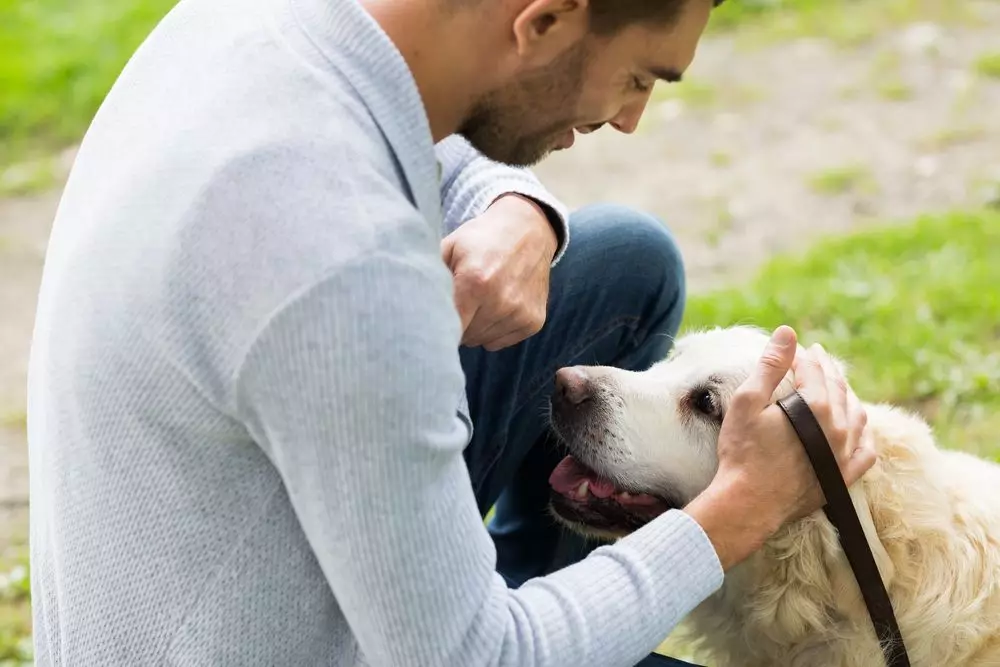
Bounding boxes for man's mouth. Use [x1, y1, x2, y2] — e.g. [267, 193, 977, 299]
[547, 455, 674, 535]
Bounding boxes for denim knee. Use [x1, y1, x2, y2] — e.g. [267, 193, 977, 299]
[568, 202, 687, 348]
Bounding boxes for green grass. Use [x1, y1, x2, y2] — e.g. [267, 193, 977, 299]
[0, 157, 60, 198]
[653, 79, 718, 108]
[700, 196, 736, 247]
[865, 48, 915, 102]
[876, 80, 914, 101]
[807, 164, 878, 196]
[709, 151, 733, 168]
[0, 553, 31, 666]
[680, 209, 1000, 459]
[0, 410, 27, 433]
[707, 0, 974, 46]
[918, 125, 988, 152]
[0, 0, 179, 168]
[974, 51, 1000, 79]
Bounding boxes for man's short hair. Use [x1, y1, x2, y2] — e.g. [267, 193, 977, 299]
[589, 0, 726, 35]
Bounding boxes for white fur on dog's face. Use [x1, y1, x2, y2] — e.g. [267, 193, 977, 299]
[548, 326, 805, 534]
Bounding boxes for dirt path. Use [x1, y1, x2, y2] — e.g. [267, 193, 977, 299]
[0, 189, 62, 550]
[2, 10, 999, 549]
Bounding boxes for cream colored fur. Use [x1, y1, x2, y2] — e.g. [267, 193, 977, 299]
[554, 325, 1000, 666]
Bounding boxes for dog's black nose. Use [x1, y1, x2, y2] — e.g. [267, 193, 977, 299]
[554, 367, 592, 406]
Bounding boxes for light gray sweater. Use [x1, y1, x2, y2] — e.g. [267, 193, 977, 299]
[26, 0, 724, 664]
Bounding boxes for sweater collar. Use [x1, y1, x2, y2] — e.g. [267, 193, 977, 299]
[288, 0, 443, 224]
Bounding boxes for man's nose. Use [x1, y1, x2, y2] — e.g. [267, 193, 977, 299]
[554, 366, 592, 405]
[609, 94, 651, 134]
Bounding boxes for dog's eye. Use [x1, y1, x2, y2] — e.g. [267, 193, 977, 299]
[692, 389, 715, 416]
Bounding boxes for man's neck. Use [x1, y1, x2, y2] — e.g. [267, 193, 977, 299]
[359, 0, 500, 143]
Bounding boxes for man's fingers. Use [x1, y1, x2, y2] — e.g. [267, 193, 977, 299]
[468, 296, 521, 344]
[454, 294, 478, 340]
[440, 234, 457, 267]
[461, 297, 519, 347]
[460, 285, 547, 350]
[815, 344, 848, 416]
[483, 330, 530, 352]
[473, 314, 534, 351]
[789, 342, 831, 429]
[451, 265, 491, 340]
[842, 436, 878, 486]
[792, 343, 827, 396]
[732, 325, 798, 414]
[848, 387, 868, 442]
[813, 344, 849, 452]
[842, 384, 868, 471]
[479, 304, 545, 346]
[480, 326, 530, 351]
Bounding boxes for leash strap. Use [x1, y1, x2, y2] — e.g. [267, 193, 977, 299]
[777, 390, 910, 667]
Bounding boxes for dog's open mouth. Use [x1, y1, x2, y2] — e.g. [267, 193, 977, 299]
[547, 455, 674, 534]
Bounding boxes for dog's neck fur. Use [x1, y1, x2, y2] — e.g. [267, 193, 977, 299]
[677, 403, 1000, 667]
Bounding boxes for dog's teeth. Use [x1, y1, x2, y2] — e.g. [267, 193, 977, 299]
[577, 481, 589, 499]
[619, 491, 631, 501]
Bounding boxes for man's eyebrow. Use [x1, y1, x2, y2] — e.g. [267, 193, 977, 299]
[649, 67, 683, 83]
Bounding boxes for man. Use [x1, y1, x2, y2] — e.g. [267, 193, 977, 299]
[27, 0, 875, 665]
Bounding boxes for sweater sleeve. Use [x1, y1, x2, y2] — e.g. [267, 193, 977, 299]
[436, 134, 570, 265]
[232, 218, 724, 667]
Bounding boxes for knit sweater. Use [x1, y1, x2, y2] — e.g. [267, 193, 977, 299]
[26, 0, 724, 664]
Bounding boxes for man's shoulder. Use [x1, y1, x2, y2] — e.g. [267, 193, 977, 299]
[195, 126, 425, 264]
[172, 128, 437, 325]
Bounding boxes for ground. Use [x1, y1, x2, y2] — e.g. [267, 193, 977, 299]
[1, 0, 999, 661]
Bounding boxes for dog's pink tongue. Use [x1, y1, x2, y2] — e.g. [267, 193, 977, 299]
[548, 456, 616, 498]
[549, 456, 590, 495]
[589, 479, 615, 498]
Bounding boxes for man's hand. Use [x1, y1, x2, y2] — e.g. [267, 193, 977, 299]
[441, 193, 559, 351]
[683, 325, 877, 570]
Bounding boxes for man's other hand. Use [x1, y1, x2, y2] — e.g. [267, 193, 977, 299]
[441, 193, 559, 351]
[683, 325, 877, 570]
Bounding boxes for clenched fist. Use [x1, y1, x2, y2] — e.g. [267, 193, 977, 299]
[441, 194, 559, 351]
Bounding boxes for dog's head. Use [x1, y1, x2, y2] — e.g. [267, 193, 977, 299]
[547, 325, 839, 540]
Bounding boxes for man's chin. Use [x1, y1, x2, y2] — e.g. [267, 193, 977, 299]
[458, 132, 557, 169]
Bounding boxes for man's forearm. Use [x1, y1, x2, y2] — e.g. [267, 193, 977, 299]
[682, 474, 782, 571]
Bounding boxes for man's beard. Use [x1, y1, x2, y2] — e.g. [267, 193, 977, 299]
[458, 43, 589, 167]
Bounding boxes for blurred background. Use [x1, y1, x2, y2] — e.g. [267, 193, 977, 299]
[1, 0, 999, 662]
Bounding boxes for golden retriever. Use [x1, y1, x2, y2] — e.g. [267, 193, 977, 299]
[546, 325, 1000, 667]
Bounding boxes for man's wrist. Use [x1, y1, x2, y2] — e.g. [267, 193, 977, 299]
[490, 193, 561, 261]
[682, 474, 782, 571]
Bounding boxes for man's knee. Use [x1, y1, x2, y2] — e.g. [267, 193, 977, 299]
[566, 202, 687, 340]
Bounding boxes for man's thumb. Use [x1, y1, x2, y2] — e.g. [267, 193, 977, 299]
[738, 325, 798, 411]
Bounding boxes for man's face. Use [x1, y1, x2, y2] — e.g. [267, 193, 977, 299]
[458, 1, 713, 167]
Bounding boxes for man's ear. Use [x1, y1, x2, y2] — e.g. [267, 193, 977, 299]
[511, 0, 590, 66]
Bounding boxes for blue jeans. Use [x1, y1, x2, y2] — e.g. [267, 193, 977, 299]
[460, 203, 701, 667]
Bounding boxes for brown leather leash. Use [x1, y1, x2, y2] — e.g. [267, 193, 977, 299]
[776, 390, 910, 667]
